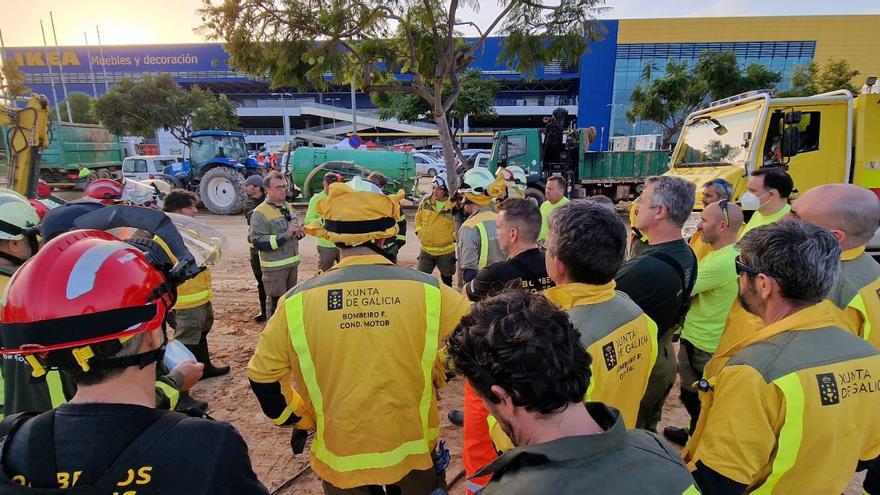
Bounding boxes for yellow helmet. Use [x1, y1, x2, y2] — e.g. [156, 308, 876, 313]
[304, 179, 405, 246]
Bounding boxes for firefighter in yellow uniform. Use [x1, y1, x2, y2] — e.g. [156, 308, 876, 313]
[790, 184, 880, 349]
[457, 168, 506, 285]
[415, 176, 457, 286]
[684, 220, 880, 495]
[247, 176, 471, 493]
[543, 200, 657, 427]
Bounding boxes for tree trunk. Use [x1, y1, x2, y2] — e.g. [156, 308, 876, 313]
[434, 111, 458, 195]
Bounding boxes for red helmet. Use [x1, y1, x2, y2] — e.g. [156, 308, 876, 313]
[0, 230, 176, 374]
[28, 199, 49, 220]
[37, 179, 52, 199]
[84, 179, 124, 205]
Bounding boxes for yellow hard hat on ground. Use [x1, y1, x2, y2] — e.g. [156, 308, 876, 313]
[305, 176, 405, 246]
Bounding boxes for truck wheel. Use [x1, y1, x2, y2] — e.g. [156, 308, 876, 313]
[427, 168, 437, 177]
[525, 187, 545, 204]
[97, 169, 112, 180]
[199, 167, 246, 215]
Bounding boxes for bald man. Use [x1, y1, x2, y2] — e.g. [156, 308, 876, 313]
[790, 184, 880, 348]
[664, 200, 744, 446]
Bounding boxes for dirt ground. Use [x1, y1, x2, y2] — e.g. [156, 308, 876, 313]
[137, 204, 862, 494]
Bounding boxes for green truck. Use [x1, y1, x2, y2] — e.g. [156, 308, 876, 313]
[38, 122, 125, 185]
[488, 108, 670, 202]
[283, 146, 419, 200]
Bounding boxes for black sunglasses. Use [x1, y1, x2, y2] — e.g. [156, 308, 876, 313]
[735, 255, 773, 278]
[719, 199, 730, 225]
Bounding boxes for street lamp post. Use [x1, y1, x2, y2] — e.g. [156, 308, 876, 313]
[329, 98, 341, 134]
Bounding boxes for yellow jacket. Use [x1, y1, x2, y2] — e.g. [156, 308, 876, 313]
[827, 246, 880, 349]
[247, 254, 471, 488]
[414, 196, 456, 256]
[545, 282, 658, 428]
[684, 301, 880, 494]
[173, 268, 212, 310]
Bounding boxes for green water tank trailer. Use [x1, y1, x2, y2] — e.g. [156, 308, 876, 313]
[287, 147, 418, 198]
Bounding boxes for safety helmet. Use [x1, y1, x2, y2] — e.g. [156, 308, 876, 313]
[431, 176, 448, 191]
[37, 179, 52, 199]
[347, 175, 383, 194]
[0, 229, 177, 376]
[506, 165, 528, 198]
[84, 179, 124, 205]
[0, 190, 41, 266]
[29, 199, 49, 220]
[459, 168, 506, 206]
[459, 168, 496, 195]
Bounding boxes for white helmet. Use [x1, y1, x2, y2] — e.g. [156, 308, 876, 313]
[459, 167, 496, 195]
[347, 175, 383, 194]
[507, 166, 527, 191]
[0, 190, 40, 242]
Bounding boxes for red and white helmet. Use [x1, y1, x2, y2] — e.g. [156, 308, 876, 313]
[28, 199, 49, 220]
[84, 179, 124, 205]
[0, 229, 177, 375]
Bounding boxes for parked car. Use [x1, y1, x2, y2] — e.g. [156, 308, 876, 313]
[411, 152, 445, 177]
[122, 155, 181, 181]
[465, 152, 491, 170]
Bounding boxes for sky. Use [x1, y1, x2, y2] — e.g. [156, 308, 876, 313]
[0, 0, 877, 47]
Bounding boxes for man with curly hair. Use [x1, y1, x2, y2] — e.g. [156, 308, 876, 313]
[447, 289, 696, 494]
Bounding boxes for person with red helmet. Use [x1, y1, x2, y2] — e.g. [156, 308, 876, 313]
[0, 229, 268, 494]
[83, 178, 124, 205]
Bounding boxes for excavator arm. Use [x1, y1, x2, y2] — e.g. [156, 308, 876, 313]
[1, 93, 50, 198]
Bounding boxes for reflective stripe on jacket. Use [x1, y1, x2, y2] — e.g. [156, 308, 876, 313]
[247, 254, 471, 488]
[174, 268, 212, 310]
[458, 207, 503, 271]
[827, 246, 880, 349]
[415, 197, 456, 256]
[684, 301, 880, 493]
[249, 200, 301, 271]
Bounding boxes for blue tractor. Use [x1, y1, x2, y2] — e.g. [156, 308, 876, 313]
[162, 130, 263, 214]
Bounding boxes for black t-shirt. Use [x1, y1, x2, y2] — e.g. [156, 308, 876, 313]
[615, 240, 697, 336]
[3, 403, 268, 494]
[467, 248, 555, 301]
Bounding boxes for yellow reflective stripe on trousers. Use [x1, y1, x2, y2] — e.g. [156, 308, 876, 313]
[269, 235, 279, 250]
[176, 289, 213, 305]
[848, 294, 872, 343]
[46, 370, 66, 408]
[260, 254, 301, 268]
[421, 244, 455, 256]
[753, 373, 805, 494]
[155, 380, 180, 410]
[475, 222, 489, 269]
[286, 283, 441, 472]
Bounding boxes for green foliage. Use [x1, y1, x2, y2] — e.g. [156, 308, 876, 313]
[779, 58, 860, 97]
[191, 90, 240, 131]
[0, 60, 31, 98]
[198, 0, 606, 192]
[51, 92, 99, 124]
[372, 70, 499, 122]
[94, 73, 238, 143]
[627, 51, 781, 147]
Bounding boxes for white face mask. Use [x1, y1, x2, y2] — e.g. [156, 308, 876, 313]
[740, 191, 769, 211]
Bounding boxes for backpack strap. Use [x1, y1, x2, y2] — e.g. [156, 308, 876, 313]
[646, 250, 697, 327]
[91, 412, 189, 493]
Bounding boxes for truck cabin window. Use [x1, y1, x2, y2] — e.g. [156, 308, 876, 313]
[763, 111, 821, 166]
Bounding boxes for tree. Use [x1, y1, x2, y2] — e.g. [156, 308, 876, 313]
[198, 0, 607, 192]
[779, 58, 860, 97]
[95, 73, 238, 143]
[627, 51, 781, 147]
[191, 89, 240, 131]
[1, 60, 31, 101]
[50, 92, 99, 124]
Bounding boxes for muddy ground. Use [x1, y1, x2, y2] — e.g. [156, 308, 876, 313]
[51, 182, 863, 493]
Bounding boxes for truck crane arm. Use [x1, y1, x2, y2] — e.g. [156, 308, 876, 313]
[1, 93, 50, 198]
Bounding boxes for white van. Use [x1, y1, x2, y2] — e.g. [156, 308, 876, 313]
[122, 155, 181, 181]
